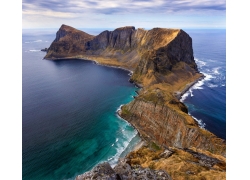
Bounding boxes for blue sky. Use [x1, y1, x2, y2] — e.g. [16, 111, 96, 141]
[22, 0, 226, 29]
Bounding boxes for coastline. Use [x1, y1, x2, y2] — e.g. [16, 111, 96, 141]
[43, 57, 146, 88]
[131, 139, 145, 151]
[86, 54, 214, 162]
[44, 56, 144, 168]
[174, 74, 205, 100]
[43, 56, 134, 74]
[43, 57, 226, 180]
[44, 56, 211, 166]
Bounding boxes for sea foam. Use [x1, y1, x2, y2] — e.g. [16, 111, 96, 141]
[190, 114, 206, 129]
[212, 67, 221, 75]
[194, 58, 206, 68]
[34, 40, 42, 42]
[108, 126, 138, 167]
[29, 50, 41, 52]
[116, 104, 123, 113]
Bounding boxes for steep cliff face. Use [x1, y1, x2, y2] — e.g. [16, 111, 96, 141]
[44, 25, 94, 59]
[120, 98, 225, 156]
[86, 26, 136, 51]
[44, 25, 197, 76]
[130, 29, 199, 87]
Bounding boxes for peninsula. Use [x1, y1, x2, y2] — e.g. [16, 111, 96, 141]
[44, 25, 226, 179]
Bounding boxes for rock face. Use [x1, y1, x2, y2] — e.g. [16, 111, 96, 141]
[41, 48, 48, 52]
[75, 160, 172, 180]
[75, 162, 119, 180]
[44, 24, 226, 179]
[45, 25, 197, 75]
[45, 24, 94, 59]
[75, 144, 226, 180]
[120, 98, 225, 156]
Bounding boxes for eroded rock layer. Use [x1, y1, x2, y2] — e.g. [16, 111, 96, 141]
[120, 98, 225, 156]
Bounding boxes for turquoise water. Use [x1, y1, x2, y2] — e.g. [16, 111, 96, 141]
[22, 30, 140, 180]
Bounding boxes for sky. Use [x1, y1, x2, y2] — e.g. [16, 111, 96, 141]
[22, 0, 226, 29]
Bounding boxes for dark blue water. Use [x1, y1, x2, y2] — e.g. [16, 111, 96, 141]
[22, 29, 140, 180]
[182, 29, 226, 140]
[22, 28, 226, 180]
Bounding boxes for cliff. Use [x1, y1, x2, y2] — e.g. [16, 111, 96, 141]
[45, 25, 94, 58]
[45, 25, 197, 74]
[44, 24, 226, 179]
[119, 97, 225, 155]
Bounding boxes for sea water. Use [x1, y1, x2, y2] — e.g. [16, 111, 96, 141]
[181, 29, 226, 139]
[22, 29, 140, 180]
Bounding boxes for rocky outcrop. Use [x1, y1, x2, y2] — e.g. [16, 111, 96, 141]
[41, 48, 48, 52]
[75, 143, 226, 180]
[45, 24, 94, 59]
[75, 162, 119, 180]
[126, 144, 226, 180]
[75, 160, 172, 180]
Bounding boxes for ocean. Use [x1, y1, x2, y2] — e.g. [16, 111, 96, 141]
[182, 29, 226, 140]
[22, 28, 226, 180]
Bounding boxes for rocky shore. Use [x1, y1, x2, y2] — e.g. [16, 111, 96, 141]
[174, 75, 205, 100]
[44, 24, 226, 180]
[75, 160, 172, 180]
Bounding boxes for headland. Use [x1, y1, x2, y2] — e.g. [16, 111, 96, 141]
[44, 24, 226, 179]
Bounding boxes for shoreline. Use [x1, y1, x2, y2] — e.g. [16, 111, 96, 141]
[43, 57, 134, 74]
[44, 57, 145, 88]
[44, 56, 215, 167]
[45, 56, 146, 155]
[180, 74, 205, 99]
[176, 74, 208, 129]
[132, 139, 146, 151]
[174, 73, 205, 100]
[44, 56, 144, 162]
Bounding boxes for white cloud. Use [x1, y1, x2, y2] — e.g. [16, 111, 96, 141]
[22, 0, 226, 28]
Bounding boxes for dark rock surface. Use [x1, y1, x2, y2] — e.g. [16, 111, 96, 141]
[75, 162, 119, 180]
[75, 159, 172, 180]
[41, 48, 48, 52]
[183, 148, 223, 168]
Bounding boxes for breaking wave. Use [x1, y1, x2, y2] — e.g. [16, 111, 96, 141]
[24, 40, 43, 43]
[190, 114, 206, 129]
[29, 50, 41, 52]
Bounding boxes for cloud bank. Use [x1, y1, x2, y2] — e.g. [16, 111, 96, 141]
[22, 0, 226, 28]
